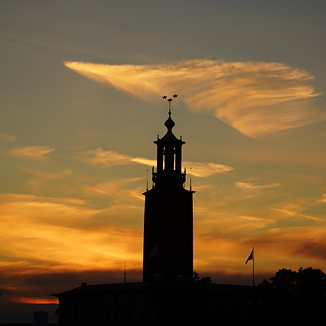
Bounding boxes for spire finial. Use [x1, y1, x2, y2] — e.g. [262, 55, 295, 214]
[146, 169, 149, 191]
[190, 167, 192, 191]
[162, 94, 178, 116]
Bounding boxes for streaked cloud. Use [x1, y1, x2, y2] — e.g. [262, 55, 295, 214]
[20, 167, 72, 179]
[194, 194, 326, 275]
[270, 205, 322, 221]
[131, 157, 156, 167]
[0, 193, 143, 272]
[184, 161, 233, 177]
[0, 187, 324, 302]
[319, 194, 326, 203]
[64, 59, 323, 138]
[78, 149, 132, 167]
[132, 157, 233, 177]
[245, 226, 326, 262]
[8, 145, 55, 160]
[0, 133, 16, 142]
[236, 181, 281, 191]
[83, 177, 145, 204]
[17, 298, 58, 304]
[17, 168, 73, 195]
[77, 148, 233, 177]
[1, 193, 88, 206]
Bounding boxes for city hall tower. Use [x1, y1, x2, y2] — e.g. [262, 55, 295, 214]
[143, 96, 194, 282]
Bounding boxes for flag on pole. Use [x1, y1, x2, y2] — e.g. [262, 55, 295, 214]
[245, 248, 254, 264]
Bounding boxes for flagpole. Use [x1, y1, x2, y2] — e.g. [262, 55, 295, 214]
[245, 247, 255, 286]
[252, 248, 256, 326]
[157, 245, 160, 276]
[252, 247, 255, 286]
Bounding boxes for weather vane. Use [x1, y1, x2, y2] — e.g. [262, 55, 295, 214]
[162, 94, 178, 114]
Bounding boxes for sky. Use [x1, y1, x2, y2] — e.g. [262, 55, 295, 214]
[1, 0, 326, 322]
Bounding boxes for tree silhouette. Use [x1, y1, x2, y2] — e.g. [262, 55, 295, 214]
[257, 267, 326, 325]
[270, 268, 297, 295]
[193, 270, 212, 284]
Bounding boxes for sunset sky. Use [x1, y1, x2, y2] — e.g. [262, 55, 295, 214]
[1, 0, 326, 322]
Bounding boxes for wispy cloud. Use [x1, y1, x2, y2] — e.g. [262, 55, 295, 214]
[8, 145, 55, 160]
[84, 177, 145, 204]
[17, 168, 73, 194]
[270, 204, 322, 221]
[193, 193, 326, 274]
[184, 161, 233, 177]
[64, 59, 323, 138]
[245, 226, 326, 262]
[131, 157, 156, 167]
[131, 157, 233, 177]
[78, 149, 132, 167]
[319, 194, 326, 203]
[77, 148, 233, 177]
[1, 193, 88, 206]
[20, 167, 72, 179]
[0, 193, 143, 272]
[0, 133, 16, 142]
[236, 181, 281, 191]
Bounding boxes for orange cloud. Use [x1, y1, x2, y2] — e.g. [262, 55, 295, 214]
[77, 148, 233, 177]
[8, 145, 55, 160]
[64, 59, 323, 138]
[1, 185, 325, 291]
[193, 207, 326, 277]
[0, 133, 16, 142]
[16, 297, 58, 304]
[131, 157, 156, 167]
[184, 161, 233, 177]
[243, 226, 326, 264]
[236, 181, 281, 191]
[0, 193, 143, 272]
[83, 177, 145, 204]
[78, 149, 132, 167]
[20, 168, 72, 179]
[190, 178, 326, 275]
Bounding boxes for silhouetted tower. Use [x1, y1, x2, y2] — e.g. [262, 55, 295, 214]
[143, 95, 195, 282]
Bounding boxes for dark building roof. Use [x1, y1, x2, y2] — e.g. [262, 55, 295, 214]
[52, 282, 145, 297]
[52, 281, 252, 298]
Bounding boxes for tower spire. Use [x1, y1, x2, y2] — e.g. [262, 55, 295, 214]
[142, 96, 195, 283]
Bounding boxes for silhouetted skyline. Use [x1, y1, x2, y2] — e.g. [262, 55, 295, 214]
[1, 0, 326, 323]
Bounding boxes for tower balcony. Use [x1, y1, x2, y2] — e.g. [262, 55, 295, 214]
[152, 170, 186, 189]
